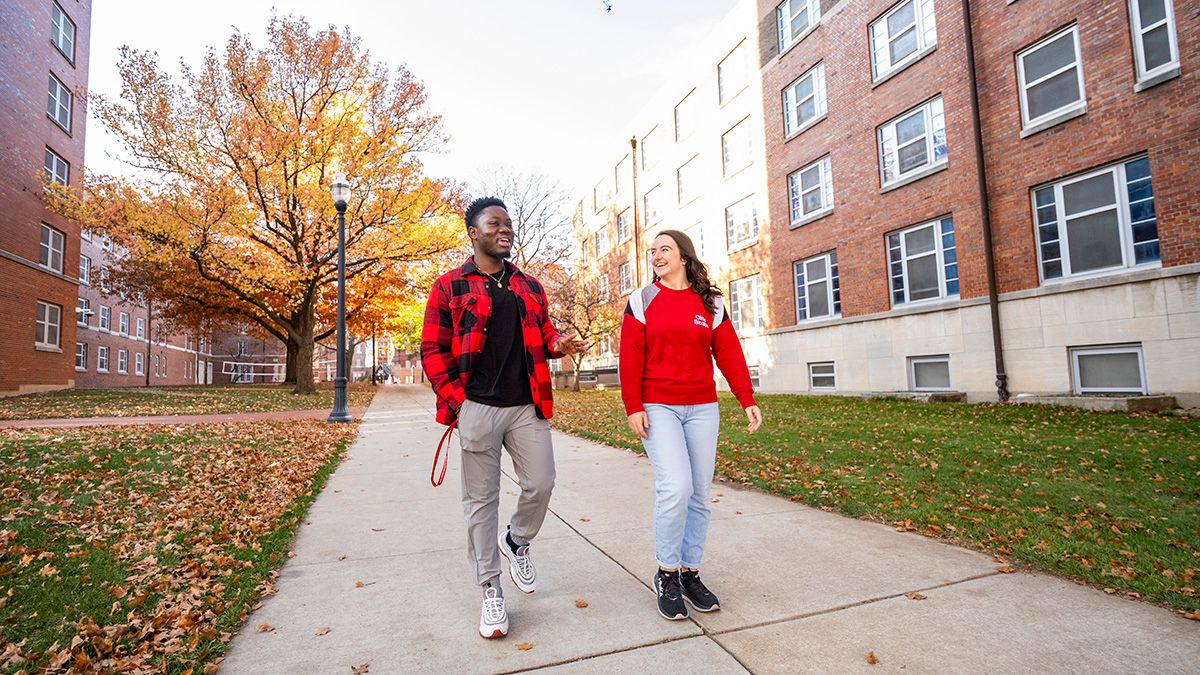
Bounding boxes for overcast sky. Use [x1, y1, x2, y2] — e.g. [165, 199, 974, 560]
[85, 0, 738, 193]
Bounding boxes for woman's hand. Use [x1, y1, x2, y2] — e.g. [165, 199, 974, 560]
[627, 411, 649, 439]
[745, 405, 762, 433]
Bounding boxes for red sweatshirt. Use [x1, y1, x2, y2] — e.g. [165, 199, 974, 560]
[619, 282, 757, 416]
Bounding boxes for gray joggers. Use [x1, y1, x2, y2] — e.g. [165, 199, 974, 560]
[457, 399, 555, 586]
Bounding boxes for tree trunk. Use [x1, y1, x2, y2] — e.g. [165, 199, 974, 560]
[292, 309, 317, 394]
[571, 355, 582, 392]
[284, 341, 298, 384]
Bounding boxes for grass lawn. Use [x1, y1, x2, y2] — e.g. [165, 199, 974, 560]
[552, 390, 1200, 614]
[0, 420, 358, 673]
[0, 383, 378, 421]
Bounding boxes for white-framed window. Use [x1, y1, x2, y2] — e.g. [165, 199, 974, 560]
[39, 224, 64, 273]
[615, 155, 630, 196]
[783, 62, 826, 137]
[887, 217, 958, 305]
[748, 365, 761, 388]
[185, 360, 193, 380]
[795, 251, 840, 321]
[617, 209, 631, 242]
[788, 155, 834, 225]
[619, 261, 633, 295]
[136, 317, 145, 339]
[76, 297, 89, 326]
[1034, 156, 1159, 281]
[47, 72, 72, 132]
[643, 186, 662, 225]
[870, 0, 937, 81]
[725, 196, 760, 250]
[593, 180, 606, 213]
[809, 362, 836, 390]
[777, 0, 820, 53]
[593, 226, 608, 258]
[718, 40, 749, 104]
[98, 305, 111, 331]
[645, 248, 655, 284]
[75, 342, 87, 370]
[78, 255, 90, 285]
[35, 301, 61, 348]
[80, 228, 92, 242]
[729, 275, 764, 331]
[677, 156, 700, 204]
[119, 312, 129, 335]
[909, 354, 951, 391]
[683, 223, 706, 261]
[878, 96, 946, 187]
[1016, 26, 1085, 133]
[722, 118, 754, 176]
[237, 340, 247, 356]
[117, 349, 128, 374]
[597, 334, 613, 356]
[44, 147, 69, 185]
[97, 345, 110, 372]
[154, 354, 160, 377]
[135, 352, 145, 376]
[641, 128, 656, 169]
[50, 2, 75, 62]
[597, 274, 610, 303]
[1071, 344, 1147, 394]
[1128, 0, 1179, 86]
[99, 268, 110, 292]
[674, 90, 696, 141]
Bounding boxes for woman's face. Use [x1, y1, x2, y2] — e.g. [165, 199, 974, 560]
[650, 234, 685, 281]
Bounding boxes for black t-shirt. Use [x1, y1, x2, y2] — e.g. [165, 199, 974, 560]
[466, 272, 533, 407]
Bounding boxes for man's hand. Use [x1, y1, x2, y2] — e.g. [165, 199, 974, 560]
[553, 333, 587, 356]
[745, 405, 763, 433]
[627, 411, 649, 439]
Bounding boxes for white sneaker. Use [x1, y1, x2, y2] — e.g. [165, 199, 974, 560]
[479, 585, 508, 639]
[499, 528, 536, 593]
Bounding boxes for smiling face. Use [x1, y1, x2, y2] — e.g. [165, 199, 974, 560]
[650, 233, 686, 283]
[469, 205, 515, 260]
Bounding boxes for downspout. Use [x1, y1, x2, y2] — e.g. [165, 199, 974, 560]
[961, 0, 1009, 401]
[630, 136, 641, 288]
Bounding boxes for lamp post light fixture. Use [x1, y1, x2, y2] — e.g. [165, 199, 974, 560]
[327, 173, 354, 423]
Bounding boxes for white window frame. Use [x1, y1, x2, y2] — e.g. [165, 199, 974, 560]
[597, 274, 610, 304]
[808, 362, 836, 390]
[75, 342, 87, 370]
[1016, 26, 1086, 134]
[135, 352, 145, 376]
[794, 251, 840, 322]
[593, 226, 608, 258]
[783, 62, 826, 137]
[788, 155, 834, 225]
[97, 345, 110, 373]
[878, 96, 946, 188]
[718, 40, 749, 104]
[117, 349, 129, 374]
[777, 0, 821, 53]
[729, 275, 764, 332]
[644, 185, 662, 225]
[1128, 0, 1179, 88]
[619, 261, 633, 295]
[98, 305, 111, 331]
[614, 155, 630, 196]
[44, 147, 69, 185]
[1033, 156, 1159, 282]
[119, 312, 129, 335]
[887, 217, 958, 306]
[722, 118, 754, 176]
[641, 128, 656, 169]
[1070, 344, 1147, 394]
[870, 0, 937, 82]
[677, 156, 699, 204]
[36, 301, 62, 349]
[78, 255, 90, 285]
[154, 354, 160, 377]
[617, 208, 631, 243]
[593, 180, 606, 214]
[674, 90, 696, 141]
[136, 317, 145, 339]
[39, 224, 65, 273]
[725, 196, 760, 251]
[76, 297, 89, 326]
[909, 355, 951, 391]
[50, 1, 75, 63]
[48, 72, 72, 132]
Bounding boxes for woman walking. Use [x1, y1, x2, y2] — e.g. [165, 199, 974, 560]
[619, 230, 763, 620]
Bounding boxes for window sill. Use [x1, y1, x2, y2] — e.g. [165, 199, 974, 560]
[871, 44, 937, 89]
[1134, 66, 1180, 93]
[724, 162, 754, 181]
[35, 344, 63, 353]
[719, 85, 749, 109]
[75, 367, 86, 372]
[117, 371, 128, 375]
[778, 23, 820, 60]
[790, 207, 834, 229]
[784, 113, 827, 143]
[1020, 103, 1086, 139]
[47, 114, 72, 136]
[896, 293, 960, 311]
[880, 161, 948, 194]
[1039, 261, 1162, 288]
[97, 369, 109, 374]
[728, 238, 759, 255]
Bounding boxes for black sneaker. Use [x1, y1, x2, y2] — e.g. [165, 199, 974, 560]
[654, 569, 688, 620]
[680, 570, 720, 612]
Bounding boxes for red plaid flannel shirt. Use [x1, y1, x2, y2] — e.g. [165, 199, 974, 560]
[421, 257, 565, 425]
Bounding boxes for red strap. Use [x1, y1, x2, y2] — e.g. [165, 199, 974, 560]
[431, 419, 457, 487]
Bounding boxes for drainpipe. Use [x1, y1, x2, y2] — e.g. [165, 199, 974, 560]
[630, 136, 641, 288]
[961, 0, 1009, 401]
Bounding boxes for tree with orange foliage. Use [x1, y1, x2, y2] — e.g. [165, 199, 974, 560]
[52, 16, 462, 393]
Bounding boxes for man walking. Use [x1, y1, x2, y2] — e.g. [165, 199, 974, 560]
[421, 196, 584, 638]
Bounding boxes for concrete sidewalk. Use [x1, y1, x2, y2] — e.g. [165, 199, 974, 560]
[221, 385, 1197, 674]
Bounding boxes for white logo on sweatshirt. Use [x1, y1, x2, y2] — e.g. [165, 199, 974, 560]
[693, 314, 708, 327]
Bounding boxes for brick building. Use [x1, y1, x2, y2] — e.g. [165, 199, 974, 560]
[573, 0, 1198, 404]
[0, 0, 92, 395]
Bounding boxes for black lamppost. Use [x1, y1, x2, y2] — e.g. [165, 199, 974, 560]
[327, 173, 353, 423]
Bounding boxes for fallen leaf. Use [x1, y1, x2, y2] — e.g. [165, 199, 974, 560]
[904, 592, 927, 600]
[286, 551, 296, 558]
[516, 642, 534, 651]
[575, 599, 588, 608]
[579, 517, 590, 522]
[370, 528, 385, 532]
[1183, 610, 1199, 621]
[316, 627, 332, 635]
[996, 566, 1014, 574]
[351, 663, 369, 674]
[257, 623, 274, 633]
[338, 555, 347, 561]
[867, 651, 879, 665]
[355, 581, 365, 588]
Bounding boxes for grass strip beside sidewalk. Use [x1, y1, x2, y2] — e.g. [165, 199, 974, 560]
[0, 384, 377, 421]
[0, 420, 358, 673]
[552, 390, 1200, 614]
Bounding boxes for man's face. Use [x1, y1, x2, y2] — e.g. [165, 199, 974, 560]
[469, 205, 514, 260]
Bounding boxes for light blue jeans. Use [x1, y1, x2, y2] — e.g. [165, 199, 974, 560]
[641, 402, 720, 569]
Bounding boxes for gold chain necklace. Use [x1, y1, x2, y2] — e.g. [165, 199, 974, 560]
[483, 266, 507, 289]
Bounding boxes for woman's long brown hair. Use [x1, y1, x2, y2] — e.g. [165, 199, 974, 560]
[653, 229, 722, 317]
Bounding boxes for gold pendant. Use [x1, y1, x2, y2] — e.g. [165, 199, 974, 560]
[498, 282, 504, 289]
